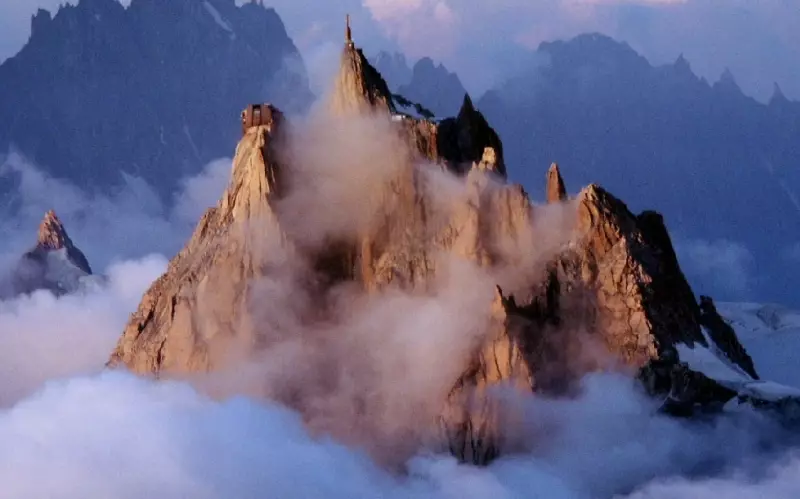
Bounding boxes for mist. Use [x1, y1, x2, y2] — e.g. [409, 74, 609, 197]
[1, 100, 800, 499]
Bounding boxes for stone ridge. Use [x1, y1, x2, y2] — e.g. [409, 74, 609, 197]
[107, 35, 767, 467]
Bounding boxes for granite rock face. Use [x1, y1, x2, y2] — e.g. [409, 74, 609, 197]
[109, 35, 769, 465]
[108, 108, 285, 374]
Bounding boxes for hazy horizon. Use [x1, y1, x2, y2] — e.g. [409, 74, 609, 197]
[2, 0, 799, 102]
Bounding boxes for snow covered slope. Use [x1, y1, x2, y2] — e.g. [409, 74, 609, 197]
[716, 302, 800, 388]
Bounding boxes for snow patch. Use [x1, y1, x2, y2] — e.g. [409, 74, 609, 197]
[676, 338, 751, 386]
[716, 301, 800, 335]
[741, 381, 800, 402]
[391, 94, 436, 121]
[716, 302, 800, 388]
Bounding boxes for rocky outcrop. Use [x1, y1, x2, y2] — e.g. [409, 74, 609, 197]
[10, 210, 92, 296]
[109, 33, 768, 466]
[437, 95, 506, 178]
[330, 41, 395, 115]
[108, 107, 285, 373]
[546, 163, 567, 203]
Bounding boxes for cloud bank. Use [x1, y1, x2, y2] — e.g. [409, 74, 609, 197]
[0, 56, 798, 499]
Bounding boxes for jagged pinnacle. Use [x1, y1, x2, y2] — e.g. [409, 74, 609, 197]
[329, 27, 395, 115]
[37, 210, 71, 250]
[546, 163, 567, 203]
[459, 93, 475, 117]
[346, 14, 353, 46]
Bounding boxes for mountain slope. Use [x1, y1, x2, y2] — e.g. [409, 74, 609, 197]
[108, 34, 795, 467]
[0, 0, 312, 197]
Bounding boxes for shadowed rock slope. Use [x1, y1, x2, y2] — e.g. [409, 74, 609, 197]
[109, 35, 789, 466]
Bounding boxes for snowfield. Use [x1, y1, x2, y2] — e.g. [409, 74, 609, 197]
[717, 302, 800, 388]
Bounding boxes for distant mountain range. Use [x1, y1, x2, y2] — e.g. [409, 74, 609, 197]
[373, 37, 800, 305]
[473, 33, 800, 305]
[0, 0, 312, 197]
[373, 51, 467, 118]
[1, 1, 798, 306]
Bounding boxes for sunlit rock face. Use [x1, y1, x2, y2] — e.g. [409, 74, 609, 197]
[7, 210, 93, 297]
[108, 31, 786, 467]
[108, 107, 286, 374]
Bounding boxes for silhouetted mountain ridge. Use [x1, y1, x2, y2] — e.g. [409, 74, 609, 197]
[0, 0, 312, 197]
[476, 32, 800, 305]
[374, 51, 466, 117]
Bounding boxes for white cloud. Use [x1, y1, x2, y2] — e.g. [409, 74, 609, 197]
[0, 102, 798, 499]
[0, 151, 229, 270]
[0, 369, 795, 499]
[676, 238, 754, 297]
[361, 0, 459, 59]
[0, 255, 166, 405]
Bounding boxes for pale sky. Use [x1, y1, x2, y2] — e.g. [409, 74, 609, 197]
[1, 0, 798, 101]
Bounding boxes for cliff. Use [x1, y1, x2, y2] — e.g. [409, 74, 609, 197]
[108, 33, 784, 466]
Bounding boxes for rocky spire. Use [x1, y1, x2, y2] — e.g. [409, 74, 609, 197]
[37, 210, 72, 251]
[328, 17, 395, 115]
[6, 210, 93, 297]
[435, 94, 507, 177]
[34, 210, 92, 274]
[108, 107, 285, 373]
[546, 163, 567, 203]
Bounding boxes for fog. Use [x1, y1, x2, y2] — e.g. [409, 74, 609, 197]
[1, 108, 800, 498]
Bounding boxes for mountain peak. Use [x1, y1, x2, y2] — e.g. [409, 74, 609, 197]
[715, 67, 743, 95]
[6, 209, 93, 297]
[546, 163, 567, 203]
[329, 19, 395, 116]
[33, 210, 92, 275]
[395, 57, 467, 117]
[37, 210, 72, 251]
[373, 51, 412, 90]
